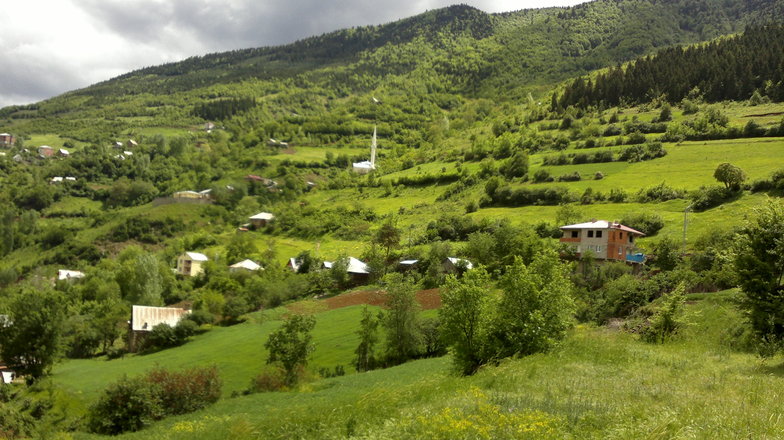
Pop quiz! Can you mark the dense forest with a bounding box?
[557,24,784,109]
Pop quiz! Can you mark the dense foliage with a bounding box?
[557,25,784,109]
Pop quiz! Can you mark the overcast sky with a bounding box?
[0,0,588,108]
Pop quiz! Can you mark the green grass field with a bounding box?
[66,290,784,440]
[53,304,376,407]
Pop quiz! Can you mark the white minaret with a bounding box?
[370,125,377,169]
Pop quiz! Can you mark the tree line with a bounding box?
[556,24,784,109]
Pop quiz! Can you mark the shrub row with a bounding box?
[88,366,221,435]
[542,142,666,166]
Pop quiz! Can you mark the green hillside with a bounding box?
[1,0,784,437]
[69,291,784,440]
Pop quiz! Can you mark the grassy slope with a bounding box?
[71,291,784,439]
[53,305,376,408]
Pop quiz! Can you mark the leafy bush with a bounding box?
[583,275,657,324]
[145,366,221,415]
[143,319,197,351]
[639,283,687,343]
[690,185,735,211]
[557,172,581,182]
[608,188,628,203]
[247,366,287,393]
[89,366,222,435]
[88,376,164,435]
[184,309,215,326]
[143,323,178,350]
[620,212,665,236]
[533,168,553,183]
[635,182,684,203]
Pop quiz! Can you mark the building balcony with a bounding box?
[626,253,645,264]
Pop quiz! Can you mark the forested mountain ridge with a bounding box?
[3,0,783,129]
[557,24,784,108]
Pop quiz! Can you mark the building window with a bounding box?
[630,236,635,243]
[587,230,594,238]
[619,232,624,239]
[596,230,603,238]
[618,247,623,255]
[571,231,578,238]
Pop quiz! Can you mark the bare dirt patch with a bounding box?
[321,288,442,310]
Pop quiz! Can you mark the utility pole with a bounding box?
[682,204,692,255]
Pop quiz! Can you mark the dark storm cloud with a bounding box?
[78,0,456,52]
[0,59,84,109]
[0,1,586,108]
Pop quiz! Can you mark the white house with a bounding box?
[58,269,85,281]
[249,212,275,228]
[229,259,263,272]
[443,257,473,273]
[176,252,208,277]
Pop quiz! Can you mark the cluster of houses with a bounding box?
[130,218,647,355]
[2,218,648,367]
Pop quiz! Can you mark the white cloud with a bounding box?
[0,0,589,108]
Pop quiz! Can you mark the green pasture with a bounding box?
[72,291,784,440]
[266,146,368,162]
[472,193,769,248]
[53,304,376,407]
[527,137,784,193]
[26,134,85,150]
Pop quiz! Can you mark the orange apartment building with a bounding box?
[560,220,646,263]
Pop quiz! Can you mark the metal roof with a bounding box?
[447,257,473,270]
[184,252,208,261]
[58,269,85,280]
[322,257,369,274]
[559,220,645,236]
[230,259,262,271]
[131,305,190,332]
[249,212,274,220]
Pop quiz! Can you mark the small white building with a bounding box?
[1,368,15,385]
[229,259,263,272]
[128,305,191,351]
[176,252,209,277]
[58,269,85,281]
[249,212,275,228]
[443,257,473,273]
[323,257,370,284]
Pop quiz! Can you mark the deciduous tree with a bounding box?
[735,200,784,345]
[264,314,316,386]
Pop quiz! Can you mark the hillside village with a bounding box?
[1,0,784,438]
